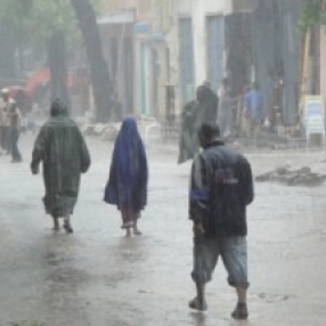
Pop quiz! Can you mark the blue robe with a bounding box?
[104,118,148,212]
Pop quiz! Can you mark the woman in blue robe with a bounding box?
[104,117,148,236]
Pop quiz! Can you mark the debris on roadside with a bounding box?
[81,123,120,141]
[256,165,326,186]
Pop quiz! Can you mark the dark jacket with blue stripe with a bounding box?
[189,140,254,237]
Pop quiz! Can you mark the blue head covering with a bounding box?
[104,117,148,211]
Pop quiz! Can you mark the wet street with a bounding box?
[1,135,326,326]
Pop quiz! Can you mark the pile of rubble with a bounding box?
[256,165,326,187]
[232,129,305,150]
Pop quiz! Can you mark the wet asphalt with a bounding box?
[0,135,326,326]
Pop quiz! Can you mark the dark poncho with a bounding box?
[31,100,91,217]
[178,85,219,164]
[178,100,199,164]
[104,118,148,212]
[197,85,219,123]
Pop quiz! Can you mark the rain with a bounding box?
[0,0,326,325]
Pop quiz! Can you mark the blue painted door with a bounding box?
[206,15,225,91]
[179,17,195,105]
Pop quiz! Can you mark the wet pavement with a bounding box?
[0,135,326,326]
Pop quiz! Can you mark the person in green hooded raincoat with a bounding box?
[31,99,91,233]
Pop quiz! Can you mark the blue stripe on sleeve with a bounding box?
[191,188,209,201]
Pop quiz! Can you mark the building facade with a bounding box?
[167,0,304,124]
[166,0,257,116]
[98,0,152,118]
[97,0,305,125]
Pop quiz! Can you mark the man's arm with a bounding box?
[31,126,47,174]
[238,157,254,206]
[189,154,209,232]
[78,128,91,173]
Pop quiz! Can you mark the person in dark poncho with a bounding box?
[178,99,198,164]
[178,83,219,164]
[31,99,91,233]
[104,117,148,237]
[200,81,219,123]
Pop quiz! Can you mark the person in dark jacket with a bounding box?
[104,117,148,237]
[31,99,91,233]
[188,122,254,320]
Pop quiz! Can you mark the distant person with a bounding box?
[31,99,91,233]
[8,102,23,163]
[188,122,254,320]
[0,88,14,154]
[104,117,148,237]
[178,84,218,164]
[243,82,263,139]
[217,78,234,138]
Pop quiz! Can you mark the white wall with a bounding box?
[171,0,232,100]
[192,0,231,86]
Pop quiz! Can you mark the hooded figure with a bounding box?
[104,117,148,236]
[31,99,91,233]
[197,83,219,123]
[178,84,219,164]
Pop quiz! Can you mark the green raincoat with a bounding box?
[31,100,91,218]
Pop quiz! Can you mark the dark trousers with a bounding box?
[10,128,22,162]
[0,126,9,151]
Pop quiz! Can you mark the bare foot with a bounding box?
[133,228,142,236]
[53,218,60,232]
[63,216,73,234]
[188,297,208,312]
[52,226,60,232]
[231,302,248,320]
[63,221,73,234]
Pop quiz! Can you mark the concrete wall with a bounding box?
[99,0,234,119]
